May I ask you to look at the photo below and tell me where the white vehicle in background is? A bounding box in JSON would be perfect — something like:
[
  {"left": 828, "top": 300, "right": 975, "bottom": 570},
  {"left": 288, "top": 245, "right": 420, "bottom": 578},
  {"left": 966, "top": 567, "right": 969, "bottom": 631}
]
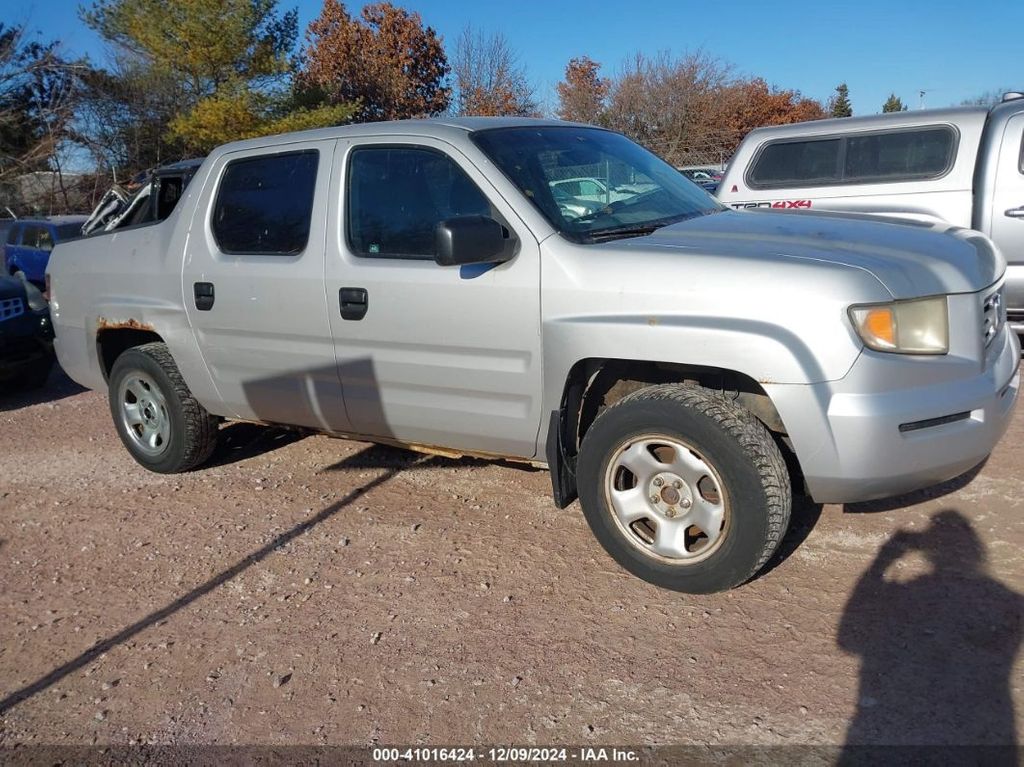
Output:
[{"left": 718, "top": 92, "right": 1024, "bottom": 330}]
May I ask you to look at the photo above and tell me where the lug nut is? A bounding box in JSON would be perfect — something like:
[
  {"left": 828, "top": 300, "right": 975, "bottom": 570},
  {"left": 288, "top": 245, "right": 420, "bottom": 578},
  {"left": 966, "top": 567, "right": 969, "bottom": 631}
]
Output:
[
  {"left": 665, "top": 508, "right": 676, "bottom": 518},
  {"left": 650, "top": 495, "right": 659, "bottom": 504},
  {"left": 653, "top": 477, "right": 664, "bottom": 487},
  {"left": 681, "top": 498, "right": 692, "bottom": 509},
  {"left": 673, "top": 480, "right": 682, "bottom": 489}
]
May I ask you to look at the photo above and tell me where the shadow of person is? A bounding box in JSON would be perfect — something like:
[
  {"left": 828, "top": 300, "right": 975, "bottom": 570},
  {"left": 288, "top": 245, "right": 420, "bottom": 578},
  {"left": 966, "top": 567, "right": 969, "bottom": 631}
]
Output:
[{"left": 838, "top": 510, "right": 1022, "bottom": 759}]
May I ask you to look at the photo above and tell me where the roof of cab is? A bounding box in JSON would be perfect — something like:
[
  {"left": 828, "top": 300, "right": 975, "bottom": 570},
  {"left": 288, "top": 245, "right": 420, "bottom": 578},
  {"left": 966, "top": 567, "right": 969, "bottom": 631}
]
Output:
[
  {"left": 743, "top": 106, "right": 991, "bottom": 141},
  {"left": 155, "top": 157, "right": 206, "bottom": 173},
  {"left": 211, "top": 116, "right": 594, "bottom": 156}
]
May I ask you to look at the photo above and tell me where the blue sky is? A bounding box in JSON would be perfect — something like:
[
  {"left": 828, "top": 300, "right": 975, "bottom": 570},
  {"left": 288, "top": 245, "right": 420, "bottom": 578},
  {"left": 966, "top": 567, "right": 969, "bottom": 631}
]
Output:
[{"left": 11, "top": 0, "right": 1022, "bottom": 114}]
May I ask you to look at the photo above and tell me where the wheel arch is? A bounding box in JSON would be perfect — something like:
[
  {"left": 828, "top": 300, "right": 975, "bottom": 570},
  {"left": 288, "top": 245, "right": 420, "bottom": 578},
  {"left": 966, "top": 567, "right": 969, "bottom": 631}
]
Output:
[
  {"left": 546, "top": 357, "right": 797, "bottom": 509},
  {"left": 96, "top": 324, "right": 166, "bottom": 382}
]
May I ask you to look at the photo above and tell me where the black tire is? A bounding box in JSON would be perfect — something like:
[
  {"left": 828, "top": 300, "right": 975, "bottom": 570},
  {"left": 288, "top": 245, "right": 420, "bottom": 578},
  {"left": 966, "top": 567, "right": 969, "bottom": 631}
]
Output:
[
  {"left": 577, "top": 383, "right": 791, "bottom": 593},
  {"left": 108, "top": 342, "right": 218, "bottom": 473}
]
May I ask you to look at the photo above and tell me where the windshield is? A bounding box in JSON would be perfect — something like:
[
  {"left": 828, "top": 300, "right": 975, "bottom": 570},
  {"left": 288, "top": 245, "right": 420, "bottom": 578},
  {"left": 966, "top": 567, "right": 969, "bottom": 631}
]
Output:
[{"left": 472, "top": 126, "right": 723, "bottom": 243}]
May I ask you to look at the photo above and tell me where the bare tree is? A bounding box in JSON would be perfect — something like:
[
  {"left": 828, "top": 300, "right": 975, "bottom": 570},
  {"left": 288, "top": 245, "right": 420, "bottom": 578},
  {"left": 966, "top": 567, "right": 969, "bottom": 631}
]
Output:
[
  {"left": 604, "top": 50, "right": 735, "bottom": 167},
  {"left": 453, "top": 26, "right": 537, "bottom": 117},
  {"left": 0, "top": 23, "right": 78, "bottom": 183},
  {"left": 72, "top": 51, "right": 191, "bottom": 179}
]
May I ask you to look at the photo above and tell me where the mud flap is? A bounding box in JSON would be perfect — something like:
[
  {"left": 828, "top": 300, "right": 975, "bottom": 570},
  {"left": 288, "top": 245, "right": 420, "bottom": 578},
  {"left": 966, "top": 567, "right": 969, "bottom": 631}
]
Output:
[{"left": 546, "top": 409, "right": 578, "bottom": 508}]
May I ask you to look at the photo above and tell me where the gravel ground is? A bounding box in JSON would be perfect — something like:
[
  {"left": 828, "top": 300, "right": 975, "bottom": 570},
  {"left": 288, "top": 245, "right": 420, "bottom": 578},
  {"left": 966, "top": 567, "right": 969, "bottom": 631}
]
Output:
[{"left": 0, "top": 368, "right": 1021, "bottom": 750}]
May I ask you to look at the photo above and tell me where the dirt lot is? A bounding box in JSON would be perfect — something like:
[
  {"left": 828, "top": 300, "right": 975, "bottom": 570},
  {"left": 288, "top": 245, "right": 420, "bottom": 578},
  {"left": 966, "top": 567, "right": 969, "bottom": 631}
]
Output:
[{"left": 1, "top": 368, "right": 1022, "bottom": 751}]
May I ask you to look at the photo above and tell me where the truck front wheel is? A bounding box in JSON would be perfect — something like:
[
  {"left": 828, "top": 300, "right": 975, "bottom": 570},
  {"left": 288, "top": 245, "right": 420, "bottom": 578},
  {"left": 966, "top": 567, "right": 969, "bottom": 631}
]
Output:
[
  {"left": 108, "top": 342, "right": 218, "bottom": 473},
  {"left": 577, "top": 383, "right": 791, "bottom": 593}
]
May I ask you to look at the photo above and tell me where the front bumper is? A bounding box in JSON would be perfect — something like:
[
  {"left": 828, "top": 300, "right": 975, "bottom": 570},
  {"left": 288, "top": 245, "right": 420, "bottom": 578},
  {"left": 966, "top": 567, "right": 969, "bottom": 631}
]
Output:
[{"left": 767, "top": 326, "right": 1020, "bottom": 504}]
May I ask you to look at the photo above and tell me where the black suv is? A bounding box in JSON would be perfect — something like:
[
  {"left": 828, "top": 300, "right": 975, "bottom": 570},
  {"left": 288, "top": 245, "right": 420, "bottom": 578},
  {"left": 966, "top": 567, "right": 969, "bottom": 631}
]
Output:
[{"left": 0, "top": 275, "right": 53, "bottom": 390}]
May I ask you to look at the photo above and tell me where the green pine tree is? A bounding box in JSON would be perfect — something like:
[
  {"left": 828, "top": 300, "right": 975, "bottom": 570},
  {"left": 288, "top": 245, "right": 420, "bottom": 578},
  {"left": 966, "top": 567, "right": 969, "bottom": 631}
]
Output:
[
  {"left": 882, "top": 93, "right": 906, "bottom": 113},
  {"left": 829, "top": 82, "right": 853, "bottom": 117}
]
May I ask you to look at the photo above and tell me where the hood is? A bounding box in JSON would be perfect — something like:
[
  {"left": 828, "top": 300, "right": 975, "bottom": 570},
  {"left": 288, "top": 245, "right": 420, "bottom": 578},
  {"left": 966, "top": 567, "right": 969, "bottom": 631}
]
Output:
[{"left": 622, "top": 209, "right": 1003, "bottom": 298}]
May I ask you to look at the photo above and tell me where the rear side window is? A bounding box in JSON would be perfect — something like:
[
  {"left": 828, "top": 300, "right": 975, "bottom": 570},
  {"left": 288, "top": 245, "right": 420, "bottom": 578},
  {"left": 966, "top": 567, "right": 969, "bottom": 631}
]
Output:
[
  {"left": 748, "top": 139, "right": 840, "bottom": 186},
  {"left": 6, "top": 225, "right": 20, "bottom": 245},
  {"left": 844, "top": 128, "right": 955, "bottom": 181},
  {"left": 212, "top": 150, "right": 319, "bottom": 255},
  {"left": 748, "top": 126, "right": 957, "bottom": 188},
  {"left": 347, "top": 146, "right": 492, "bottom": 259}
]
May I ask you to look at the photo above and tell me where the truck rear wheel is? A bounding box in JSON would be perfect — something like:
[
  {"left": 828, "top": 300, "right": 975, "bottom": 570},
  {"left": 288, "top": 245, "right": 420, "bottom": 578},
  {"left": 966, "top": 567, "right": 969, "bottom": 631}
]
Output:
[
  {"left": 577, "top": 383, "right": 791, "bottom": 593},
  {"left": 108, "top": 342, "right": 218, "bottom": 473}
]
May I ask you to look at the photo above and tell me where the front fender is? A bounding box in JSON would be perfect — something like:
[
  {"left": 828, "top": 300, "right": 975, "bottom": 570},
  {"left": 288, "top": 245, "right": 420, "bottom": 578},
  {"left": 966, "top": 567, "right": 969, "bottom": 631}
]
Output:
[{"left": 537, "top": 313, "right": 864, "bottom": 457}]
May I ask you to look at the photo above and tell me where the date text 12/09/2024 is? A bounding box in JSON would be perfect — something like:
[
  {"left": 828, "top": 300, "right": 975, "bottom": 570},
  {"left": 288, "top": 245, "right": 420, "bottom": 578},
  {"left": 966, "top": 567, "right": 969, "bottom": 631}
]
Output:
[{"left": 372, "top": 746, "right": 640, "bottom": 762}]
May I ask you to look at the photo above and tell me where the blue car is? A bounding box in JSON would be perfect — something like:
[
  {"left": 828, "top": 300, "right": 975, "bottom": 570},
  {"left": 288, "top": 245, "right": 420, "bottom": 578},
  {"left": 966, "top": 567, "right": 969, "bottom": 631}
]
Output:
[{"left": 4, "top": 216, "right": 87, "bottom": 288}]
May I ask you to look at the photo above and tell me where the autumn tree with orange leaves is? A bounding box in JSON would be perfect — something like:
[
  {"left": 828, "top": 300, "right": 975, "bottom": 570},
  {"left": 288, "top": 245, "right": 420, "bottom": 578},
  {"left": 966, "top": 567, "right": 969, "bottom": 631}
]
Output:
[
  {"left": 720, "top": 77, "right": 826, "bottom": 137},
  {"left": 556, "top": 56, "right": 609, "bottom": 124},
  {"left": 302, "top": 0, "right": 449, "bottom": 122}
]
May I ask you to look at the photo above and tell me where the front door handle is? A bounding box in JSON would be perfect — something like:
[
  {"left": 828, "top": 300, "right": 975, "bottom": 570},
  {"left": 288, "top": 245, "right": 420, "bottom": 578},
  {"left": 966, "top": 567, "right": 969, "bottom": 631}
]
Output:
[
  {"left": 1005, "top": 206, "right": 1024, "bottom": 219},
  {"left": 194, "top": 282, "right": 215, "bottom": 311},
  {"left": 339, "top": 287, "right": 368, "bottom": 320}
]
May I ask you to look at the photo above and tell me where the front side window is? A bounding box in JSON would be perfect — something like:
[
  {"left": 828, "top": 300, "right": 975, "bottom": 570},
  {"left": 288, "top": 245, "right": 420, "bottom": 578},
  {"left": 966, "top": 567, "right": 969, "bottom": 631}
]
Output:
[
  {"left": 6, "top": 225, "right": 21, "bottom": 245},
  {"left": 20, "top": 225, "right": 45, "bottom": 249},
  {"left": 472, "top": 127, "right": 721, "bottom": 243},
  {"left": 347, "top": 146, "right": 493, "bottom": 259},
  {"left": 212, "top": 150, "right": 319, "bottom": 255}
]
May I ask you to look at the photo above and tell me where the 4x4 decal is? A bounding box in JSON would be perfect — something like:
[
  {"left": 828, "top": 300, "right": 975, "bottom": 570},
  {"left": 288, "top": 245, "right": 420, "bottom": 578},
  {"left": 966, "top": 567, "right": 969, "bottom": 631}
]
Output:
[{"left": 729, "top": 200, "right": 813, "bottom": 210}]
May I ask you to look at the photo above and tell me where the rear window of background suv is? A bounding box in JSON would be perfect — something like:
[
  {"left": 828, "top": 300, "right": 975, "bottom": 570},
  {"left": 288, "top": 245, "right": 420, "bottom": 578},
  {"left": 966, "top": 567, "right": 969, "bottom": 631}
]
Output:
[{"left": 747, "top": 125, "right": 957, "bottom": 189}]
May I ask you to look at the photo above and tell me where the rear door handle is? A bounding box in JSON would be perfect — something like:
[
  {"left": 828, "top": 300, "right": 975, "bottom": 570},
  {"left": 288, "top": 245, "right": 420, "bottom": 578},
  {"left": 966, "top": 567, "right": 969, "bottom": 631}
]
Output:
[
  {"left": 339, "top": 287, "right": 368, "bottom": 320},
  {"left": 1005, "top": 206, "right": 1024, "bottom": 219},
  {"left": 194, "top": 281, "right": 215, "bottom": 311}
]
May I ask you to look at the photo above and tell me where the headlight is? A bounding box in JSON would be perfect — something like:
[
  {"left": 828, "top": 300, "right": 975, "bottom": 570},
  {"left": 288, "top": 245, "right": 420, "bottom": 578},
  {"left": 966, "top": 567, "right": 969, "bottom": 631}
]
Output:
[
  {"left": 23, "top": 280, "right": 49, "bottom": 311},
  {"left": 849, "top": 296, "right": 949, "bottom": 354}
]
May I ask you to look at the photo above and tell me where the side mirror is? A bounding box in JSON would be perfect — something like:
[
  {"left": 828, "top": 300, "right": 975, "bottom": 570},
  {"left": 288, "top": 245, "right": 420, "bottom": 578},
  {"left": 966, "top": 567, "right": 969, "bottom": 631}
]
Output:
[{"left": 434, "top": 216, "right": 514, "bottom": 267}]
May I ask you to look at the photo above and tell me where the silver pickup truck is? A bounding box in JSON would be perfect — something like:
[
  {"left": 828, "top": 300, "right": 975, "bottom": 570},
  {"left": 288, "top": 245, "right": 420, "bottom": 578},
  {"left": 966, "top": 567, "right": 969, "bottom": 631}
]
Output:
[
  {"left": 48, "top": 117, "right": 1019, "bottom": 593},
  {"left": 719, "top": 92, "right": 1024, "bottom": 330}
]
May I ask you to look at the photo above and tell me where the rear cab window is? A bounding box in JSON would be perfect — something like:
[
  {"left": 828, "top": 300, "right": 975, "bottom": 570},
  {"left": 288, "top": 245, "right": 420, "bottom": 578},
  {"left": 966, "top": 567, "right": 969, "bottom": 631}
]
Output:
[
  {"left": 211, "top": 150, "right": 319, "bottom": 255},
  {"left": 56, "top": 223, "right": 82, "bottom": 241},
  {"left": 748, "top": 126, "right": 957, "bottom": 188}
]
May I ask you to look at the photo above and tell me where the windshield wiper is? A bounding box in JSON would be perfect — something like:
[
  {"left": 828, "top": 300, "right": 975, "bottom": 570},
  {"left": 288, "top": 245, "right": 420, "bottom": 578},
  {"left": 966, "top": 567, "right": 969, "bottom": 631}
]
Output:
[
  {"left": 584, "top": 211, "right": 711, "bottom": 243},
  {"left": 586, "top": 224, "right": 665, "bottom": 243}
]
